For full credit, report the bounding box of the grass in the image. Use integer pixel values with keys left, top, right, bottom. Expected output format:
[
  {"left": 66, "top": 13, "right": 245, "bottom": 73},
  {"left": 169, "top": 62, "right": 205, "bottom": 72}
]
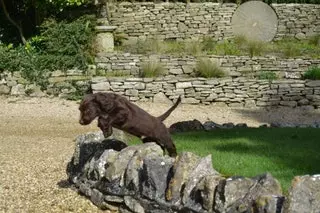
[
  {"left": 139, "top": 60, "right": 165, "bottom": 78},
  {"left": 258, "top": 71, "right": 278, "bottom": 80},
  {"left": 116, "top": 35, "right": 320, "bottom": 59},
  {"left": 128, "top": 128, "right": 320, "bottom": 193},
  {"left": 194, "top": 58, "right": 225, "bottom": 78},
  {"left": 303, "top": 66, "right": 320, "bottom": 80}
]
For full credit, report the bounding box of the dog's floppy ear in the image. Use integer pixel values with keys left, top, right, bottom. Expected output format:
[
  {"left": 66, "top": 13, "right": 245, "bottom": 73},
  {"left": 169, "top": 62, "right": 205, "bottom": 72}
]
[{"left": 93, "top": 92, "right": 115, "bottom": 113}]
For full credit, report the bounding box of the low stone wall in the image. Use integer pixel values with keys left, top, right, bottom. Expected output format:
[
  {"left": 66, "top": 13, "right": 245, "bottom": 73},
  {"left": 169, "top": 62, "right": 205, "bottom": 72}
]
[
  {"left": 66, "top": 131, "right": 320, "bottom": 213},
  {"left": 108, "top": 2, "right": 320, "bottom": 41},
  {"left": 91, "top": 76, "right": 320, "bottom": 108},
  {"left": 2, "top": 70, "right": 320, "bottom": 109},
  {"left": 96, "top": 53, "right": 320, "bottom": 79},
  {"left": 0, "top": 70, "right": 91, "bottom": 98}
]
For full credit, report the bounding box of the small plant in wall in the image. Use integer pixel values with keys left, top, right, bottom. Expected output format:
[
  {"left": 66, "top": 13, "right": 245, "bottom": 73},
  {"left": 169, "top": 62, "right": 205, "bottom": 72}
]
[
  {"left": 258, "top": 71, "right": 278, "bottom": 81},
  {"left": 139, "top": 60, "right": 165, "bottom": 78},
  {"left": 194, "top": 58, "right": 225, "bottom": 78},
  {"left": 246, "top": 39, "right": 265, "bottom": 58},
  {"left": 303, "top": 66, "right": 320, "bottom": 80}
]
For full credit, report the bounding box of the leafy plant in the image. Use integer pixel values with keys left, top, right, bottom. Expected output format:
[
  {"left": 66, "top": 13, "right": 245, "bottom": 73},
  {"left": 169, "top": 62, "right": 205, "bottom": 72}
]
[
  {"left": 303, "top": 66, "right": 320, "bottom": 80},
  {"left": 258, "top": 71, "right": 278, "bottom": 81},
  {"left": 194, "top": 58, "right": 225, "bottom": 78},
  {"left": 139, "top": 60, "right": 165, "bottom": 78},
  {"left": 0, "top": 15, "right": 96, "bottom": 89},
  {"left": 39, "top": 15, "right": 96, "bottom": 68}
]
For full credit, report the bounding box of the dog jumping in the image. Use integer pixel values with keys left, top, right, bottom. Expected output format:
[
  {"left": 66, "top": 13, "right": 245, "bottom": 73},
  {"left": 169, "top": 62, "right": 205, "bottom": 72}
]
[{"left": 79, "top": 92, "right": 181, "bottom": 157}]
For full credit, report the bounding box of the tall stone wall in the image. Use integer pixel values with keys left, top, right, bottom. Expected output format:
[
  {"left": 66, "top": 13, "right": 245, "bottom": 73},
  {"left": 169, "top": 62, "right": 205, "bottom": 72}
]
[
  {"left": 108, "top": 2, "right": 320, "bottom": 41},
  {"left": 96, "top": 53, "right": 320, "bottom": 79}
]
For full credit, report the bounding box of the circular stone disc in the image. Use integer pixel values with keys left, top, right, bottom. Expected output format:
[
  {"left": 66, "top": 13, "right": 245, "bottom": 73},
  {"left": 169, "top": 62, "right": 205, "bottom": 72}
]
[{"left": 232, "top": 1, "right": 278, "bottom": 42}]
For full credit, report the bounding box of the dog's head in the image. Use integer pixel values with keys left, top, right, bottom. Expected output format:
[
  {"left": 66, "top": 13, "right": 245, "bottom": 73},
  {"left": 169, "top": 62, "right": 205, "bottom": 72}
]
[
  {"left": 79, "top": 93, "right": 116, "bottom": 125},
  {"left": 79, "top": 94, "right": 99, "bottom": 125}
]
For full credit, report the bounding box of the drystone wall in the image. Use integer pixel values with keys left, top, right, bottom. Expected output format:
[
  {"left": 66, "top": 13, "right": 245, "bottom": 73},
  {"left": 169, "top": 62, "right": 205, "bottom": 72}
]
[
  {"left": 96, "top": 53, "right": 320, "bottom": 79},
  {"left": 66, "top": 131, "right": 320, "bottom": 213},
  {"left": 108, "top": 2, "right": 320, "bottom": 41},
  {"left": 91, "top": 76, "right": 320, "bottom": 108},
  {"left": 2, "top": 70, "right": 320, "bottom": 109}
]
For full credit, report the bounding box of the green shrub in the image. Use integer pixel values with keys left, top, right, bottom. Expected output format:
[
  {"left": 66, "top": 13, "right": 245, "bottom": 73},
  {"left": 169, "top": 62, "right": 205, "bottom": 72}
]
[
  {"left": 139, "top": 60, "right": 165, "bottom": 78},
  {"left": 39, "top": 15, "right": 96, "bottom": 69},
  {"left": 0, "top": 15, "right": 96, "bottom": 88},
  {"left": 258, "top": 71, "right": 278, "bottom": 80},
  {"left": 303, "top": 66, "right": 320, "bottom": 80},
  {"left": 194, "top": 58, "right": 225, "bottom": 78}
]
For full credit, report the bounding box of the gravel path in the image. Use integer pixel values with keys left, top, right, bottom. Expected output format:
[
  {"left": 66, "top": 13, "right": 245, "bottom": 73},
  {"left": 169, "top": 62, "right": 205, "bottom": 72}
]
[{"left": 1, "top": 96, "right": 320, "bottom": 212}]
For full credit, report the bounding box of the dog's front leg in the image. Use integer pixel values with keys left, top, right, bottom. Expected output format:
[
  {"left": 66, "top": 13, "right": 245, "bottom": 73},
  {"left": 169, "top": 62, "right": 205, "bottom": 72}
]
[{"left": 98, "top": 117, "right": 113, "bottom": 138}]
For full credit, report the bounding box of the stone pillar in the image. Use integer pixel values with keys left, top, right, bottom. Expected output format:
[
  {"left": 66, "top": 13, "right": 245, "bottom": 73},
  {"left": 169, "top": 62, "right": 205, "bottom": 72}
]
[{"left": 95, "top": 25, "right": 117, "bottom": 53}]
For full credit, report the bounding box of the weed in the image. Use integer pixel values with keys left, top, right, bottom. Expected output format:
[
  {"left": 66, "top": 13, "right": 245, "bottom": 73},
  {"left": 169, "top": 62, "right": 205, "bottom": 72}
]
[
  {"left": 246, "top": 40, "right": 265, "bottom": 57},
  {"left": 201, "top": 36, "right": 217, "bottom": 52},
  {"left": 303, "top": 66, "right": 320, "bottom": 80},
  {"left": 194, "top": 58, "right": 225, "bottom": 78},
  {"left": 139, "top": 60, "right": 165, "bottom": 78},
  {"left": 258, "top": 71, "right": 278, "bottom": 80}
]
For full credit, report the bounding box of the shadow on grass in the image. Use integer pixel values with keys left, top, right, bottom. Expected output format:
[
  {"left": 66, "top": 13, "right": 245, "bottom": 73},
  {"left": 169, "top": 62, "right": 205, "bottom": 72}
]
[{"left": 172, "top": 128, "right": 320, "bottom": 191}]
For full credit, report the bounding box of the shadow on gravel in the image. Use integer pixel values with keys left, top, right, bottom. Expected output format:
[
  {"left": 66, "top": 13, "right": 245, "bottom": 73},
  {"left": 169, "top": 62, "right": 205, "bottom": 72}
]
[{"left": 234, "top": 106, "right": 320, "bottom": 126}]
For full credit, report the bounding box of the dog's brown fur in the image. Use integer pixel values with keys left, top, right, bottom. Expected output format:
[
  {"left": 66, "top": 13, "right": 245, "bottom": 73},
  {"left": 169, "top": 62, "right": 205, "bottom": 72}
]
[{"left": 79, "top": 92, "right": 181, "bottom": 157}]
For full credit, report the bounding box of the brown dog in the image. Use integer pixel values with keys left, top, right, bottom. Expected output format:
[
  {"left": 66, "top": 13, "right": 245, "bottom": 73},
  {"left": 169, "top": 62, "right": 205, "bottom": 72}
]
[{"left": 79, "top": 92, "right": 181, "bottom": 157}]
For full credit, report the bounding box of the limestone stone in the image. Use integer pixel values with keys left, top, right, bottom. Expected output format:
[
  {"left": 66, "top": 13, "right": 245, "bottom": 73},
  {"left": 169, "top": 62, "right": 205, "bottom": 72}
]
[
  {"left": 286, "top": 175, "right": 320, "bottom": 213},
  {"left": 181, "top": 97, "right": 200, "bottom": 104},
  {"left": 176, "top": 82, "right": 192, "bottom": 89},
  {"left": 125, "top": 89, "right": 139, "bottom": 96},
  {"left": 10, "top": 84, "right": 25, "bottom": 96},
  {"left": 166, "top": 152, "right": 201, "bottom": 205},
  {"left": 153, "top": 92, "right": 172, "bottom": 104},
  {"left": 0, "top": 85, "right": 10, "bottom": 94}
]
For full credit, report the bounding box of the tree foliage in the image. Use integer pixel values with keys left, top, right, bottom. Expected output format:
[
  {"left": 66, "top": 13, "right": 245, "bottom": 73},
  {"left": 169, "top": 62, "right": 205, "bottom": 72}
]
[{"left": 0, "top": 0, "right": 92, "bottom": 44}]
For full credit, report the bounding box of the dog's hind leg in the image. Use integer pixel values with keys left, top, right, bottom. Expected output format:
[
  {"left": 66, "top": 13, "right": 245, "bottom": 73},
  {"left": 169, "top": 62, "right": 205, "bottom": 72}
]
[{"left": 162, "top": 136, "right": 177, "bottom": 157}]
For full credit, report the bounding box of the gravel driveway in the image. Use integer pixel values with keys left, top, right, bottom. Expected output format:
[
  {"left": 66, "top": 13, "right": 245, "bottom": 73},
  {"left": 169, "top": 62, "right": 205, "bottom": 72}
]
[{"left": 1, "top": 96, "right": 319, "bottom": 212}]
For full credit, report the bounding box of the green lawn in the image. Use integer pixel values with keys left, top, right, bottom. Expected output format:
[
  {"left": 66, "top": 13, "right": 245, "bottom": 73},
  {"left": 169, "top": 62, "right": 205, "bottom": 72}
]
[
  {"left": 172, "top": 128, "right": 320, "bottom": 193},
  {"left": 130, "top": 128, "right": 320, "bottom": 193}
]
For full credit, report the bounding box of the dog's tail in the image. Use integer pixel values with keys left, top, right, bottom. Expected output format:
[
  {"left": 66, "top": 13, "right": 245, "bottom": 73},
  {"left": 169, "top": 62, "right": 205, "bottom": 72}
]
[{"left": 157, "top": 96, "right": 181, "bottom": 121}]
